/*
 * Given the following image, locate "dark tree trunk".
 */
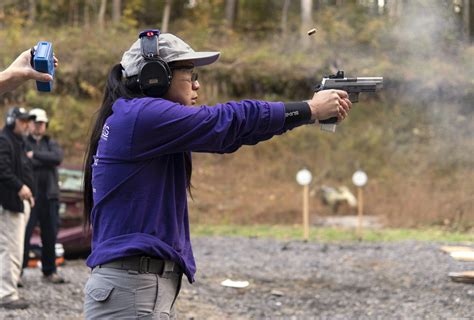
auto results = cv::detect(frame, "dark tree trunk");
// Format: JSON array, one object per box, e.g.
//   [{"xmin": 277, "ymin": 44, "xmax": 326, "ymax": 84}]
[
  {"xmin": 281, "ymin": 0, "xmax": 291, "ymax": 35},
  {"xmin": 84, "ymin": 0, "xmax": 91, "ymax": 28},
  {"xmin": 464, "ymin": 0, "xmax": 474, "ymax": 42},
  {"xmin": 98, "ymin": 0, "xmax": 107, "ymax": 30},
  {"xmin": 225, "ymin": 0, "xmax": 239, "ymax": 29}
]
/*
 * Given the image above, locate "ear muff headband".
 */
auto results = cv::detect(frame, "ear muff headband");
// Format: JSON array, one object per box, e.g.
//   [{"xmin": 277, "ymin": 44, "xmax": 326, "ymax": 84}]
[
  {"xmin": 5, "ymin": 108, "xmax": 17, "ymax": 129},
  {"xmin": 137, "ymin": 30, "xmax": 172, "ymax": 97}
]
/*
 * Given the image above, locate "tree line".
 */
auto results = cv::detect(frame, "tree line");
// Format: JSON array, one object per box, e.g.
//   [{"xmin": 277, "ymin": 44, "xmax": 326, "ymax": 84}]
[{"xmin": 1, "ymin": 0, "xmax": 472, "ymax": 42}]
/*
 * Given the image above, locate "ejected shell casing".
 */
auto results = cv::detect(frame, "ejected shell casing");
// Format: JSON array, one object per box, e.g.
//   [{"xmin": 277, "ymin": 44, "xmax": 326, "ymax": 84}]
[{"xmin": 307, "ymin": 28, "xmax": 317, "ymax": 36}]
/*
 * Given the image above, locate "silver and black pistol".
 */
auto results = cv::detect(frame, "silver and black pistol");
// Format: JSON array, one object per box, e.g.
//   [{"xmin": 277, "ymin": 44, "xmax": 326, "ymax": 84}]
[{"xmin": 315, "ymin": 71, "xmax": 383, "ymax": 132}]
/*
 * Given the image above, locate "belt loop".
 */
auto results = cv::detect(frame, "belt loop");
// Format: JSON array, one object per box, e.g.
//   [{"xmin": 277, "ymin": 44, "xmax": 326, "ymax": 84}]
[
  {"xmin": 160, "ymin": 261, "xmax": 174, "ymax": 279},
  {"xmin": 139, "ymin": 256, "xmax": 151, "ymax": 273},
  {"xmin": 164, "ymin": 260, "xmax": 174, "ymax": 273}
]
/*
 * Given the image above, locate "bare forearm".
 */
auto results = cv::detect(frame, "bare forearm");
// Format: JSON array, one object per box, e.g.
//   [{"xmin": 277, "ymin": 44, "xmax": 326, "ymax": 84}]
[{"xmin": 0, "ymin": 69, "xmax": 22, "ymax": 95}]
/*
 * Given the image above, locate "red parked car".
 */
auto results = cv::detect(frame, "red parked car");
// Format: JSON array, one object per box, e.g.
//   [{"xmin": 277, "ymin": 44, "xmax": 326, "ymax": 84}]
[{"xmin": 29, "ymin": 167, "xmax": 91, "ymax": 263}]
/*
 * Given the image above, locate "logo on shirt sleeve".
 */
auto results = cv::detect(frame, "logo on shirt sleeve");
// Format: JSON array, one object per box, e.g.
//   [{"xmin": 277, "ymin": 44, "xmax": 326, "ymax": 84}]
[{"xmin": 101, "ymin": 124, "xmax": 110, "ymax": 141}]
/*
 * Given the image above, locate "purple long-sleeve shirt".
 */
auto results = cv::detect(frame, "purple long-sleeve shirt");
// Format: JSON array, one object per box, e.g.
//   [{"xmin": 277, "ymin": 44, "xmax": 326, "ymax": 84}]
[{"xmin": 86, "ymin": 97, "xmax": 306, "ymax": 283}]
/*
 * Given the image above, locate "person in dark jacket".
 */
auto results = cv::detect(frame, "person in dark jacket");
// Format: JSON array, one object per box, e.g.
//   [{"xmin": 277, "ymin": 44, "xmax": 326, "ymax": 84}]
[
  {"xmin": 23, "ymin": 108, "xmax": 65, "ymax": 284},
  {"xmin": 0, "ymin": 107, "xmax": 35, "ymax": 310},
  {"xmin": 82, "ymin": 30, "xmax": 352, "ymax": 319}
]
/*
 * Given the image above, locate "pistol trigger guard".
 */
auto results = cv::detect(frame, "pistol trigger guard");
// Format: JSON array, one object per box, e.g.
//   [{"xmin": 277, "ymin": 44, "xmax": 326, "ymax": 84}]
[{"xmin": 349, "ymin": 92, "xmax": 359, "ymax": 103}]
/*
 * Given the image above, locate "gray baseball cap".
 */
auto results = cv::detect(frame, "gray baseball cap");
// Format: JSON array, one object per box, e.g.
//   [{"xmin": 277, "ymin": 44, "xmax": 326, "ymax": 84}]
[{"xmin": 121, "ymin": 33, "xmax": 220, "ymax": 78}]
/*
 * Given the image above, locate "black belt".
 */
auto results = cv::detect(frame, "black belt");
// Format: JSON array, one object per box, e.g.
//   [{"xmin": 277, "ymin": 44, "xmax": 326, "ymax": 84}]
[{"xmin": 99, "ymin": 256, "xmax": 182, "ymax": 275}]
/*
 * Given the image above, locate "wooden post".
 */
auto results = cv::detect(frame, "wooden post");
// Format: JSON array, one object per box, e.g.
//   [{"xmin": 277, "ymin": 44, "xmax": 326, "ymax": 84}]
[
  {"xmin": 357, "ymin": 187, "xmax": 364, "ymax": 237},
  {"xmin": 303, "ymin": 184, "xmax": 309, "ymax": 241}
]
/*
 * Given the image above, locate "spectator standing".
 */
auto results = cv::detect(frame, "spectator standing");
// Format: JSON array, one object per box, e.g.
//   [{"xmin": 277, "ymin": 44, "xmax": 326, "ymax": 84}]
[
  {"xmin": 0, "ymin": 107, "xmax": 35, "ymax": 309},
  {"xmin": 23, "ymin": 108, "xmax": 65, "ymax": 284}
]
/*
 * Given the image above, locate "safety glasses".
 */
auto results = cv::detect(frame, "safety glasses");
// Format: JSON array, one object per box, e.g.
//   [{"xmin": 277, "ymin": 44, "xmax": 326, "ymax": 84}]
[{"xmin": 171, "ymin": 66, "xmax": 198, "ymax": 83}]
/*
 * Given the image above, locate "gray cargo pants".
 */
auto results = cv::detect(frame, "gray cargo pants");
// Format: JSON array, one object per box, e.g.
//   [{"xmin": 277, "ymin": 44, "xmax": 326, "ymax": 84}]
[{"xmin": 84, "ymin": 265, "xmax": 182, "ymax": 319}]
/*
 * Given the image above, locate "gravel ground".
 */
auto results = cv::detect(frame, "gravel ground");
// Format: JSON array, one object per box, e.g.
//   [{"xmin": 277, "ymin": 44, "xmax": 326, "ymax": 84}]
[{"xmin": 1, "ymin": 238, "xmax": 473, "ymax": 319}]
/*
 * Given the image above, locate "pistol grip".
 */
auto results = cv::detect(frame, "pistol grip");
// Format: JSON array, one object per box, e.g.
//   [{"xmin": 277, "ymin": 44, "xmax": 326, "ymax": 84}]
[{"xmin": 319, "ymin": 117, "xmax": 337, "ymax": 124}]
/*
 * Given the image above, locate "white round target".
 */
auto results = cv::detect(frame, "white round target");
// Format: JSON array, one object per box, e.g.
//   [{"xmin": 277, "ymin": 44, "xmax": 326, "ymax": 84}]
[
  {"xmin": 296, "ymin": 169, "xmax": 312, "ymax": 186},
  {"xmin": 352, "ymin": 170, "xmax": 368, "ymax": 187}
]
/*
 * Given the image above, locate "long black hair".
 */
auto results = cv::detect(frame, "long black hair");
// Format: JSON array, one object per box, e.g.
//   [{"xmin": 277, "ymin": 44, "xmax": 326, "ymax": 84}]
[{"xmin": 82, "ymin": 64, "xmax": 193, "ymax": 227}]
